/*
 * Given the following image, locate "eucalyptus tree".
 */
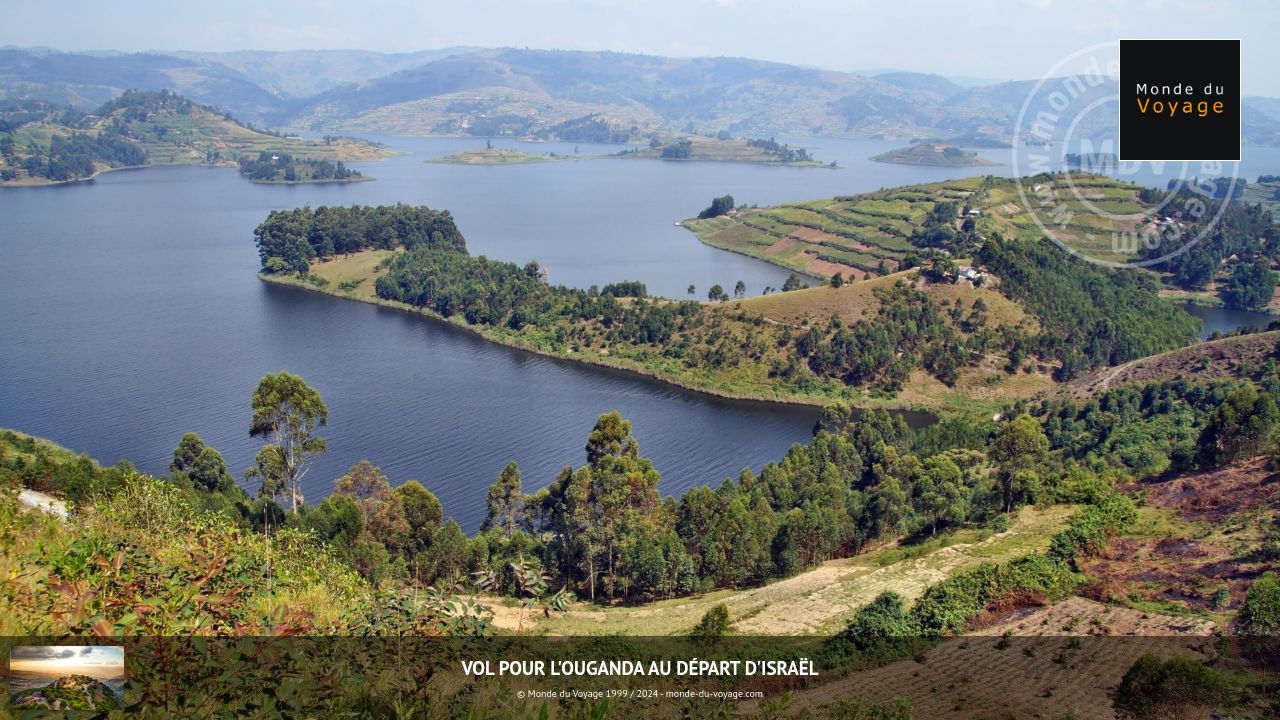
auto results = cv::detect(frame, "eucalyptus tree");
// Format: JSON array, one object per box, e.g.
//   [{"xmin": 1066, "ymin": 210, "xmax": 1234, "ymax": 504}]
[{"xmin": 246, "ymin": 371, "xmax": 328, "ymax": 512}]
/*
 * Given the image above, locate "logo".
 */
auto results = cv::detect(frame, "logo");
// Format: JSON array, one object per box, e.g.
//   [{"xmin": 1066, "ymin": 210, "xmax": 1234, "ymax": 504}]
[{"xmin": 1011, "ymin": 41, "xmax": 1240, "ymax": 268}]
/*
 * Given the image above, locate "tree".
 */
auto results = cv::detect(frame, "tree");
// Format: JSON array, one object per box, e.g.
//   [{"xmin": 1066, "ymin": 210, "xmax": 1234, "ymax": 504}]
[
  {"xmin": 334, "ymin": 459, "xmax": 391, "ymax": 502},
  {"xmin": 544, "ymin": 412, "xmax": 663, "ymax": 601},
  {"xmin": 913, "ymin": 456, "xmax": 966, "ymax": 535},
  {"xmin": 586, "ymin": 411, "xmax": 634, "ymax": 465},
  {"xmin": 169, "ymin": 432, "xmax": 206, "ymax": 475},
  {"xmin": 483, "ymin": 461, "xmax": 524, "ymax": 537},
  {"xmin": 707, "ymin": 284, "xmax": 727, "ymax": 302},
  {"xmin": 687, "ymin": 284, "xmax": 696, "ymax": 296},
  {"xmin": 838, "ymin": 591, "xmax": 915, "ymax": 655},
  {"xmin": 305, "ymin": 495, "xmax": 365, "ymax": 551},
  {"xmin": 989, "ymin": 415, "xmax": 1049, "ymax": 512},
  {"xmin": 396, "ymin": 480, "xmax": 443, "ymax": 552},
  {"xmin": 697, "ymin": 194, "xmax": 735, "ymax": 219},
  {"xmin": 1223, "ymin": 258, "xmax": 1276, "ymax": 310},
  {"xmin": 1236, "ymin": 571, "xmax": 1280, "ymax": 639},
  {"xmin": 868, "ymin": 475, "xmax": 911, "ymax": 539},
  {"xmin": 1197, "ymin": 384, "xmax": 1280, "ymax": 467},
  {"xmin": 1236, "ymin": 571, "xmax": 1280, "ymax": 667},
  {"xmin": 334, "ymin": 460, "xmax": 411, "ymax": 557},
  {"xmin": 830, "ymin": 272, "xmax": 844, "ymax": 288},
  {"xmin": 248, "ymin": 371, "xmax": 328, "ymax": 512},
  {"xmin": 190, "ymin": 447, "xmax": 233, "ymax": 493},
  {"xmin": 733, "ymin": 280, "xmax": 746, "ymax": 298}
]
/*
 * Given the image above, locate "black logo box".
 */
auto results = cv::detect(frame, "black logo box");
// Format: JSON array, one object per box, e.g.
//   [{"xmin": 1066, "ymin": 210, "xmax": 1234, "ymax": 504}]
[{"xmin": 1119, "ymin": 39, "xmax": 1240, "ymax": 162}]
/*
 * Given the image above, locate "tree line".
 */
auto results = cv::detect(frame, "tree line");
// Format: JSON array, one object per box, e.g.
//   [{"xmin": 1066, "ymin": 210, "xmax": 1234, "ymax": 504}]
[
  {"xmin": 254, "ymin": 204, "xmax": 467, "ymax": 274},
  {"xmin": 237, "ymin": 151, "xmax": 361, "ymax": 183}
]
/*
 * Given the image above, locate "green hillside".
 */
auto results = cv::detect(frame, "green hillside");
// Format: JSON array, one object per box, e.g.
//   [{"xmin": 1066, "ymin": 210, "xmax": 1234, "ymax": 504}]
[
  {"xmin": 0, "ymin": 91, "xmax": 391, "ymax": 185},
  {"xmin": 683, "ymin": 174, "xmax": 1152, "ymax": 277}
]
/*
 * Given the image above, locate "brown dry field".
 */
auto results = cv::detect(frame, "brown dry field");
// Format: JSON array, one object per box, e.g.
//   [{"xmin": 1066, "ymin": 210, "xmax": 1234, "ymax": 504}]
[{"xmin": 766, "ymin": 604, "xmax": 1214, "ymax": 720}]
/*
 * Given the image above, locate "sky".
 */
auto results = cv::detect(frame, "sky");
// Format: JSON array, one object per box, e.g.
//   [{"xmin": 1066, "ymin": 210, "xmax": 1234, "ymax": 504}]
[
  {"xmin": 4, "ymin": 0, "xmax": 1279, "ymax": 95},
  {"xmin": 10, "ymin": 645, "xmax": 126, "ymax": 678}
]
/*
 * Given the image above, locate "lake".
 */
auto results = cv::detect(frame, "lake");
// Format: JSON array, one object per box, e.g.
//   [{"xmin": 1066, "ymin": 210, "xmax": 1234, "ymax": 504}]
[{"xmin": 1, "ymin": 136, "xmax": 1275, "ymax": 529}]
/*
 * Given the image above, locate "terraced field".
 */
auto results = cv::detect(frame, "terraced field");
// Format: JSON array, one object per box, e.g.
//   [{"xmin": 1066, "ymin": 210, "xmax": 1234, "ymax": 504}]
[{"xmin": 683, "ymin": 174, "xmax": 1152, "ymax": 277}]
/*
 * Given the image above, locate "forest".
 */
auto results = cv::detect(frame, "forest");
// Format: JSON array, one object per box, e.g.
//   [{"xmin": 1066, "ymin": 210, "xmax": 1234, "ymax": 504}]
[
  {"xmin": 1138, "ymin": 184, "xmax": 1280, "ymax": 310},
  {"xmin": 253, "ymin": 204, "xmax": 467, "ymax": 273},
  {"xmin": 978, "ymin": 235, "xmax": 1203, "ymax": 378}
]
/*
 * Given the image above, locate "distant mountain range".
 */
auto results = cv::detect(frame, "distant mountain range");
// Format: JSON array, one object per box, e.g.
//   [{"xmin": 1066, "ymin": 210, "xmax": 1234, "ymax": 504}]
[{"xmin": 2, "ymin": 46, "xmax": 1278, "ymax": 147}]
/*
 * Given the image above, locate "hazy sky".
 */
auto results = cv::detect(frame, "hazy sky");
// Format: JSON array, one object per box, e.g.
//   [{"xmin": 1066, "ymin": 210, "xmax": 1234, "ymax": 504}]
[{"xmin": 5, "ymin": 0, "xmax": 1279, "ymax": 94}]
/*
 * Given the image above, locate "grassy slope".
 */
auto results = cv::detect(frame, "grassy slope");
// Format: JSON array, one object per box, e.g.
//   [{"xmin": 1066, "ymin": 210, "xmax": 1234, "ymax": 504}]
[
  {"xmin": 738, "ymin": 268, "xmax": 1055, "ymax": 412},
  {"xmin": 492, "ymin": 505, "xmax": 1075, "ymax": 636},
  {"xmin": 0, "ymin": 429, "xmax": 86, "ymax": 467}
]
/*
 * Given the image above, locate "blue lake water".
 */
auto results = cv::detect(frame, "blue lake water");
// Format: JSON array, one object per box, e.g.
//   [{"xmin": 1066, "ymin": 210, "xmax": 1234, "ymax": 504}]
[{"xmin": 2, "ymin": 135, "xmax": 1276, "ymax": 529}]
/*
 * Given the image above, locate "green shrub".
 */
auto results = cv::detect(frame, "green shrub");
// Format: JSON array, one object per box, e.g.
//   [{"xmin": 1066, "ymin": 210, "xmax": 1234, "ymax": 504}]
[
  {"xmin": 1047, "ymin": 494, "xmax": 1137, "ymax": 568},
  {"xmin": 1114, "ymin": 654, "xmax": 1233, "ymax": 719}
]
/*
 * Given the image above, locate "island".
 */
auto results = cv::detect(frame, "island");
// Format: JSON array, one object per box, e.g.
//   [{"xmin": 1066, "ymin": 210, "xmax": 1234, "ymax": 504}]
[
  {"xmin": 426, "ymin": 146, "xmax": 569, "ymax": 164},
  {"xmin": 423, "ymin": 135, "xmax": 836, "ymax": 168},
  {"xmin": 617, "ymin": 135, "xmax": 835, "ymax": 167},
  {"xmin": 871, "ymin": 142, "xmax": 998, "ymax": 166},
  {"xmin": 238, "ymin": 151, "xmax": 371, "ymax": 183},
  {"xmin": 1063, "ymin": 151, "xmax": 1119, "ymax": 170},
  {"xmin": 0, "ymin": 90, "xmax": 393, "ymax": 186}
]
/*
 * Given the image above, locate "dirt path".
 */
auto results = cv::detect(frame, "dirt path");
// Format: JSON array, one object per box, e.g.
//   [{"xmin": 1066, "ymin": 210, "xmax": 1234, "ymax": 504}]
[{"xmin": 18, "ymin": 489, "xmax": 67, "ymax": 519}]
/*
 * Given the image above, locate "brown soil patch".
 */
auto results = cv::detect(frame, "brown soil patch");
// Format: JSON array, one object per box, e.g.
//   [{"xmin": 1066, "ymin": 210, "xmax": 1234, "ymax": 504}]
[
  {"xmin": 1138, "ymin": 457, "xmax": 1280, "ymax": 523},
  {"xmin": 799, "ymin": 251, "xmax": 861, "ymax": 279},
  {"xmin": 763, "ymin": 236, "xmax": 798, "ymax": 256},
  {"xmin": 971, "ymin": 596, "xmax": 1215, "ymax": 636},
  {"xmin": 788, "ymin": 226, "xmax": 836, "ymax": 244},
  {"xmin": 1081, "ymin": 458, "xmax": 1280, "ymax": 613}
]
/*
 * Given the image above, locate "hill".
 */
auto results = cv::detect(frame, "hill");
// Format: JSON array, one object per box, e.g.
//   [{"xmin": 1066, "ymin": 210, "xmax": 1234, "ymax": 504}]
[
  {"xmin": 5, "ymin": 47, "xmax": 1280, "ymax": 145},
  {"xmin": 682, "ymin": 174, "xmax": 1154, "ymax": 278},
  {"xmin": 1052, "ymin": 329, "xmax": 1280, "ymax": 402},
  {"xmin": 0, "ymin": 48, "xmax": 288, "ymax": 124},
  {"xmin": 871, "ymin": 142, "xmax": 998, "ymax": 166},
  {"xmin": 0, "ymin": 90, "xmax": 390, "ymax": 185},
  {"xmin": 170, "ymin": 48, "xmax": 481, "ymax": 98}
]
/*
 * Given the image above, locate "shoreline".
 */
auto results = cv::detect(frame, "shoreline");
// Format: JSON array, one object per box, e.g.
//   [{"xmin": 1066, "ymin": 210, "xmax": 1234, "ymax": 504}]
[
  {"xmin": 245, "ymin": 174, "xmax": 376, "ymax": 185},
  {"xmin": 258, "ymin": 271, "xmax": 938, "ymax": 418}
]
